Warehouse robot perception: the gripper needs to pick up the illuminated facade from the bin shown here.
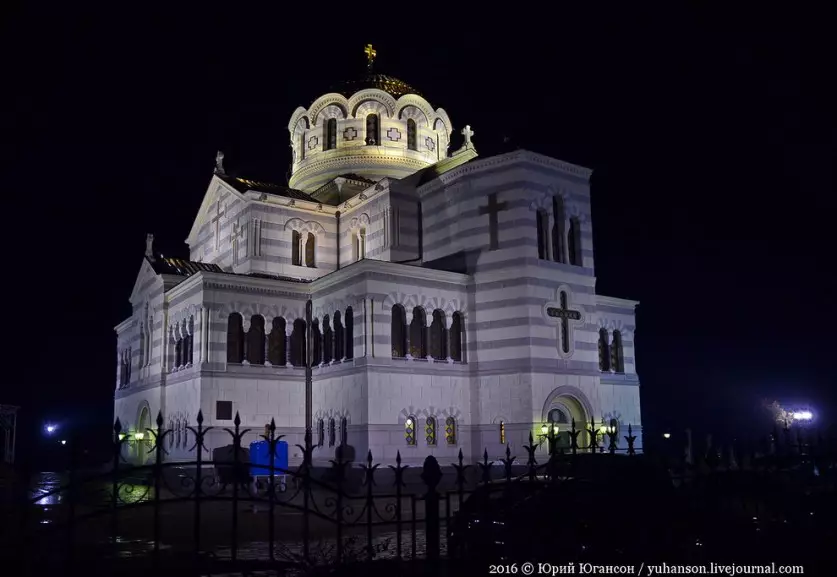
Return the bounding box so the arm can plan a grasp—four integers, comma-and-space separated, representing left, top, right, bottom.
115, 46, 642, 466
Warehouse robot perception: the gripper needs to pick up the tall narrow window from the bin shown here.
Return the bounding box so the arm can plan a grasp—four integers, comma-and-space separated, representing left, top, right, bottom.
425, 416, 437, 446
246, 315, 266, 364
552, 197, 565, 263
445, 417, 457, 445
317, 419, 325, 447
290, 319, 306, 366
611, 330, 624, 373
450, 312, 463, 362
407, 118, 417, 151
299, 134, 305, 161
322, 315, 333, 364
430, 310, 446, 360
305, 232, 316, 267
325, 118, 337, 150
268, 317, 286, 365
568, 217, 581, 266
391, 304, 407, 358
598, 328, 611, 371
340, 417, 348, 445
405, 416, 416, 446
328, 418, 336, 447
345, 307, 354, 359
536, 209, 549, 259
334, 311, 344, 361
409, 306, 427, 358
500, 421, 506, 444
292, 230, 302, 266
352, 232, 360, 262
226, 313, 244, 363
187, 317, 194, 365
366, 114, 380, 145
312, 319, 322, 365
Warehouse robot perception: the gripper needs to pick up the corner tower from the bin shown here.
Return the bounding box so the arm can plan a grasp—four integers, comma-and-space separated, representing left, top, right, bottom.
288, 45, 454, 192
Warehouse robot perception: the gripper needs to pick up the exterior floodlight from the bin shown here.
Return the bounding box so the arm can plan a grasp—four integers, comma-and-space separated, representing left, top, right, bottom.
45, 424, 57, 435
541, 424, 549, 435
792, 411, 813, 421
60, 440, 67, 446
134, 432, 145, 441
663, 433, 671, 439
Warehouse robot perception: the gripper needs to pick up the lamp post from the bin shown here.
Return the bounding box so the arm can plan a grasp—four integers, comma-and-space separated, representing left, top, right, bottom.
539, 422, 560, 456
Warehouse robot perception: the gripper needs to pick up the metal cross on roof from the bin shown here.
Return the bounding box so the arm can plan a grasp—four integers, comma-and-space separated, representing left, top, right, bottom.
364, 44, 377, 71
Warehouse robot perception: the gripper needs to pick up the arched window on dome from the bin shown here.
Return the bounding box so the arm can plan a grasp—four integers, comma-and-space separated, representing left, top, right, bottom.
407, 118, 417, 151
366, 114, 380, 145
325, 118, 337, 151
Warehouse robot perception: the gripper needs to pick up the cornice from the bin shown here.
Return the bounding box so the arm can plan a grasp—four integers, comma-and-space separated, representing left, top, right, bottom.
290, 152, 430, 190
596, 295, 640, 309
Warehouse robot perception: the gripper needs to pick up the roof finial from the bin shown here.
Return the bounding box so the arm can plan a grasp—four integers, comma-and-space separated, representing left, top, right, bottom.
364, 44, 377, 72
214, 150, 225, 176
461, 125, 475, 149
145, 233, 155, 261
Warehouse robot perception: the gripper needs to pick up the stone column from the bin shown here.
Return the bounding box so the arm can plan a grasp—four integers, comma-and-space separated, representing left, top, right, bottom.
563, 216, 571, 264
445, 315, 454, 363
242, 318, 250, 365
546, 211, 555, 261
264, 317, 272, 367
405, 308, 413, 360
285, 323, 293, 367
362, 298, 371, 358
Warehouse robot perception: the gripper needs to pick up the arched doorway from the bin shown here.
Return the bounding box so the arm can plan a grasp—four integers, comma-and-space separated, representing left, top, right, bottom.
542, 387, 592, 453
136, 405, 152, 465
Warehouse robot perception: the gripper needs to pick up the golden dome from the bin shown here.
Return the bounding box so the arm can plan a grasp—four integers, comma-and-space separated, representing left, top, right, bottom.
329, 73, 422, 99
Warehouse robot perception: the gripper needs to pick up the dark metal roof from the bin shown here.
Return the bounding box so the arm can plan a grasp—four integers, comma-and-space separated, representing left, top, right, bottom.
150, 257, 223, 277
329, 73, 421, 98
219, 175, 317, 203
245, 272, 312, 283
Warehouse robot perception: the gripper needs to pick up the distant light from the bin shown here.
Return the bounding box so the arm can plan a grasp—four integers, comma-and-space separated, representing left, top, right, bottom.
45, 424, 57, 435
134, 432, 145, 441
541, 424, 549, 435
60, 440, 67, 446
663, 433, 671, 439
793, 411, 813, 421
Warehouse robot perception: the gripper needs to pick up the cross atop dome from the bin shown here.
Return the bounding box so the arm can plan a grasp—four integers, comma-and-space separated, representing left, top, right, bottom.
364, 44, 377, 72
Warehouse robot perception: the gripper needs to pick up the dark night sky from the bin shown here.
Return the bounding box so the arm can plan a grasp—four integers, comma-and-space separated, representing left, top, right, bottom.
3, 6, 835, 457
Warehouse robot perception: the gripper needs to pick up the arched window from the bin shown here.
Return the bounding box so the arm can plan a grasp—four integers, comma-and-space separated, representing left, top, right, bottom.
292, 230, 302, 266
328, 417, 336, 447
247, 315, 266, 365
430, 310, 446, 360
333, 311, 344, 361
407, 118, 417, 151
425, 416, 437, 446
445, 417, 457, 445
312, 318, 322, 365
290, 319, 306, 366
226, 313, 244, 363
405, 415, 416, 446
322, 315, 333, 364
500, 420, 506, 444
366, 114, 380, 145
409, 306, 427, 359
186, 317, 194, 365
268, 317, 287, 365
359, 227, 366, 259
168, 419, 175, 448
305, 232, 316, 268
611, 330, 624, 373
552, 197, 566, 263
317, 418, 325, 447
340, 417, 348, 445
352, 232, 360, 262
175, 418, 182, 448
345, 307, 354, 359
450, 312, 464, 362
138, 324, 145, 368
568, 217, 581, 266
549, 408, 569, 424
175, 335, 183, 368
325, 118, 337, 150
299, 134, 305, 161
536, 209, 549, 260
391, 304, 407, 358
598, 328, 611, 371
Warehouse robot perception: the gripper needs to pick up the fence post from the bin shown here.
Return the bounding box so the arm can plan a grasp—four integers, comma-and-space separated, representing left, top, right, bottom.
569, 419, 579, 456
477, 449, 492, 484
421, 455, 443, 563
153, 411, 165, 567
523, 432, 538, 483
625, 424, 637, 456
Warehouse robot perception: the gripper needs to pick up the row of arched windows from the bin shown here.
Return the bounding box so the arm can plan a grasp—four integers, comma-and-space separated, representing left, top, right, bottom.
168, 316, 195, 372
404, 416, 457, 446
320, 115, 418, 150
118, 348, 132, 388
536, 197, 582, 266
598, 329, 625, 373
316, 417, 349, 447
291, 230, 316, 267
390, 305, 465, 361
226, 309, 354, 367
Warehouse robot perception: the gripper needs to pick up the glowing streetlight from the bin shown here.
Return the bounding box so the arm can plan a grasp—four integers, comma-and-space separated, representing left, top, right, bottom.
60, 440, 67, 446
663, 433, 671, 439
792, 411, 813, 421
45, 424, 57, 435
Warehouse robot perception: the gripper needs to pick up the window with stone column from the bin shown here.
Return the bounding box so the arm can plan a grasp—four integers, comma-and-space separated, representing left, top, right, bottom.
226, 313, 245, 363
552, 196, 566, 263
430, 309, 447, 360
268, 317, 286, 365
328, 418, 336, 447
449, 312, 464, 362
598, 328, 611, 371
312, 318, 322, 365
536, 209, 549, 260
366, 113, 380, 145
334, 311, 344, 361
290, 319, 306, 366
409, 306, 427, 359
305, 232, 316, 268
325, 118, 337, 150
611, 330, 624, 373
292, 230, 302, 266
345, 306, 354, 359
568, 217, 581, 266
246, 315, 266, 365
391, 304, 407, 358
407, 118, 417, 151
322, 315, 333, 364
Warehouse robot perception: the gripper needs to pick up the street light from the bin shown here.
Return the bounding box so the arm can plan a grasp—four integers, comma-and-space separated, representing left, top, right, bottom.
663, 433, 671, 439
541, 423, 549, 436
792, 411, 813, 421
45, 424, 57, 435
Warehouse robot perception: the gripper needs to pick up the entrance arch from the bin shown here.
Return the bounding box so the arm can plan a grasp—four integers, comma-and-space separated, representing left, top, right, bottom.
135, 403, 152, 465
541, 386, 593, 452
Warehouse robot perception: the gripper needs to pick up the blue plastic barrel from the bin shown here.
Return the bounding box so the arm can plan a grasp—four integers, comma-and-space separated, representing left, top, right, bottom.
249, 440, 288, 477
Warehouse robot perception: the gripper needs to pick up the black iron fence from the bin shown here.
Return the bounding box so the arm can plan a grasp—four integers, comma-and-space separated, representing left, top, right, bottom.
2, 412, 836, 576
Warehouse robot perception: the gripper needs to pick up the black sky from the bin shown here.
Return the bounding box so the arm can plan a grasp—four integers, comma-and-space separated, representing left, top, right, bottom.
3, 5, 835, 455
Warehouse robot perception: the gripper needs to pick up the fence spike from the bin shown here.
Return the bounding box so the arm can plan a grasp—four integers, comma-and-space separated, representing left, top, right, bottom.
367, 449, 373, 466
156, 410, 164, 428
234, 411, 241, 427
396, 450, 401, 466
196, 410, 204, 425
114, 418, 122, 434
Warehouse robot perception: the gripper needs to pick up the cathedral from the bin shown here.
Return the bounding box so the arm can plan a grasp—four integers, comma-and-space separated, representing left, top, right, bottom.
115, 46, 642, 466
